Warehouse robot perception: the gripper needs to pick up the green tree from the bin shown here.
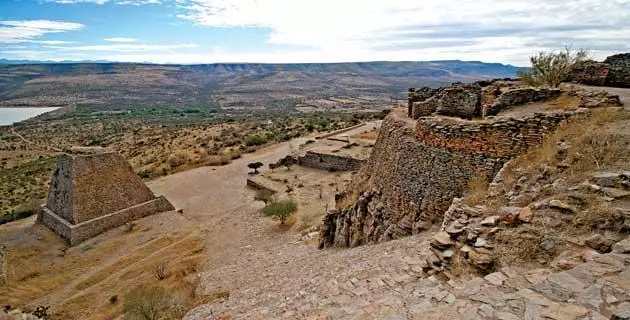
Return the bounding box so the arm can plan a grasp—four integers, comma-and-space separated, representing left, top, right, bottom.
263, 199, 297, 224
518, 47, 588, 88
247, 162, 264, 174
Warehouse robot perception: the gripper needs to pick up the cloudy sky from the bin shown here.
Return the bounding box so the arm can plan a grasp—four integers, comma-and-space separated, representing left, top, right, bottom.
1, 0, 629, 65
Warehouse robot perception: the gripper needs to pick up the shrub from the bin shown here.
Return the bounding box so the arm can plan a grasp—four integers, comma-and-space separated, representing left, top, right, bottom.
518, 47, 588, 88
204, 155, 231, 166
123, 285, 186, 320
154, 263, 168, 280
1, 200, 41, 225
254, 189, 275, 205
123, 286, 168, 320
263, 199, 297, 224
245, 135, 268, 147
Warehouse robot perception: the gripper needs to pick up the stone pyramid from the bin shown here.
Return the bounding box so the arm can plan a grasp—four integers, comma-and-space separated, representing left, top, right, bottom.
38, 152, 174, 245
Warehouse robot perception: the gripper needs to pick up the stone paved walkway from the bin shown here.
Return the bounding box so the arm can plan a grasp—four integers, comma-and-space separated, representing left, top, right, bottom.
185, 227, 630, 319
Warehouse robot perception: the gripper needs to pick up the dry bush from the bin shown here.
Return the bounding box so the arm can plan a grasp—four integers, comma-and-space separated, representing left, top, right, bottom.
571, 200, 628, 234
510, 108, 629, 184
123, 285, 187, 320
464, 174, 490, 206
154, 263, 168, 281
166, 152, 188, 168
518, 47, 588, 88
203, 155, 231, 166
493, 224, 560, 267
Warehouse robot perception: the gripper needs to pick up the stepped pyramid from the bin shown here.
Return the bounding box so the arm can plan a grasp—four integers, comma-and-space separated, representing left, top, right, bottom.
38, 152, 174, 245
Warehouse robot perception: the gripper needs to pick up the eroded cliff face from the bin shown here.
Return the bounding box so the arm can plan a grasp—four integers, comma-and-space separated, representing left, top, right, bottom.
320, 108, 578, 248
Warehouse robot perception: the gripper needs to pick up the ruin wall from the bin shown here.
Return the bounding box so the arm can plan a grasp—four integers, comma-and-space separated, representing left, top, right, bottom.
298, 151, 365, 172
40, 196, 174, 246
320, 109, 581, 248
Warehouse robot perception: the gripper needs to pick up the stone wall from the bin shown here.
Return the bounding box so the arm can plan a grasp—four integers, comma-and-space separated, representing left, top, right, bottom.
604, 53, 630, 88
320, 108, 581, 248
568, 61, 610, 86
409, 84, 482, 120
484, 88, 561, 117
39, 153, 175, 245
298, 151, 365, 172
40, 196, 174, 245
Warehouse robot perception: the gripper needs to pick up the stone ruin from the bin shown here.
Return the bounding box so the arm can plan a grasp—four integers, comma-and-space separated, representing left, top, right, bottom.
321, 80, 623, 249
38, 153, 175, 245
408, 80, 562, 120
569, 53, 630, 88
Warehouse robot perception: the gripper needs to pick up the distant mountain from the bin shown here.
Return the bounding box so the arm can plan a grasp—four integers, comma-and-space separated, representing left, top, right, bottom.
0, 61, 525, 114
0, 58, 112, 64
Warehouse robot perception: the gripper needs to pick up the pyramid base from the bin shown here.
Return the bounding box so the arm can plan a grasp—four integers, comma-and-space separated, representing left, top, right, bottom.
38, 196, 175, 246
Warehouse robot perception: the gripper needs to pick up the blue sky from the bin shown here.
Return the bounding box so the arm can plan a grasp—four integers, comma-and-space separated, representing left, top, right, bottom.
1, 0, 630, 65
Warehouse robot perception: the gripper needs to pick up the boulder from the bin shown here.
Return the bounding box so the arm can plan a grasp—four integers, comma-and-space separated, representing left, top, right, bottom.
540, 235, 555, 252
480, 216, 499, 227
585, 234, 614, 253
613, 238, 630, 254
549, 200, 578, 214
592, 172, 622, 188
468, 249, 494, 269
431, 231, 454, 250
518, 207, 534, 223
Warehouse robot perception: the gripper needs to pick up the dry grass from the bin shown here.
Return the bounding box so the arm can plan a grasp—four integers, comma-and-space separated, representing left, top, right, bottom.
353, 130, 379, 140
464, 174, 491, 206
0, 213, 206, 320
545, 93, 582, 110
493, 224, 561, 267
464, 107, 630, 267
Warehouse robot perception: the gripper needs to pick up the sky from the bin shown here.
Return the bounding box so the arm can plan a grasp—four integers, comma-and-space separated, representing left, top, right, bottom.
1, 0, 629, 66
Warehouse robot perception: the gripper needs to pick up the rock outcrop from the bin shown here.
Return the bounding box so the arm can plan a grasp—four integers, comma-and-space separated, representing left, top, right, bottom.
38, 153, 175, 245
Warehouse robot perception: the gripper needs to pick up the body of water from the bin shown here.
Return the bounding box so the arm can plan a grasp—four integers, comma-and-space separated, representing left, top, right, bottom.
0, 107, 60, 126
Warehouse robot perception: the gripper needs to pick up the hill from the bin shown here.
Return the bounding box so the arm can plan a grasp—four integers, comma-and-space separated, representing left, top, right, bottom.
0, 61, 523, 114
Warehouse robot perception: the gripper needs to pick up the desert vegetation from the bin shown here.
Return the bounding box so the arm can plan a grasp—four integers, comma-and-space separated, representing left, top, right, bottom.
0, 110, 387, 222
518, 47, 589, 88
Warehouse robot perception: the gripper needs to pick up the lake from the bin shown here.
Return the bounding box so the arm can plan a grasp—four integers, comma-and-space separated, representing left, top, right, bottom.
0, 107, 60, 126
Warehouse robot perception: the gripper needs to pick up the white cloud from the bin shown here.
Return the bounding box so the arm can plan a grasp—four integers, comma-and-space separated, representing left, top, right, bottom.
176, 0, 630, 65
0, 20, 84, 43
51, 0, 161, 4
104, 37, 138, 43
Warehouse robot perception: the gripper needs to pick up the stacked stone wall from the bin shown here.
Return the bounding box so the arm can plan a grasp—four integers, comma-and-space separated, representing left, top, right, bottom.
604, 53, 630, 88
320, 109, 580, 248
568, 61, 610, 86
40, 196, 174, 245
298, 151, 365, 172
